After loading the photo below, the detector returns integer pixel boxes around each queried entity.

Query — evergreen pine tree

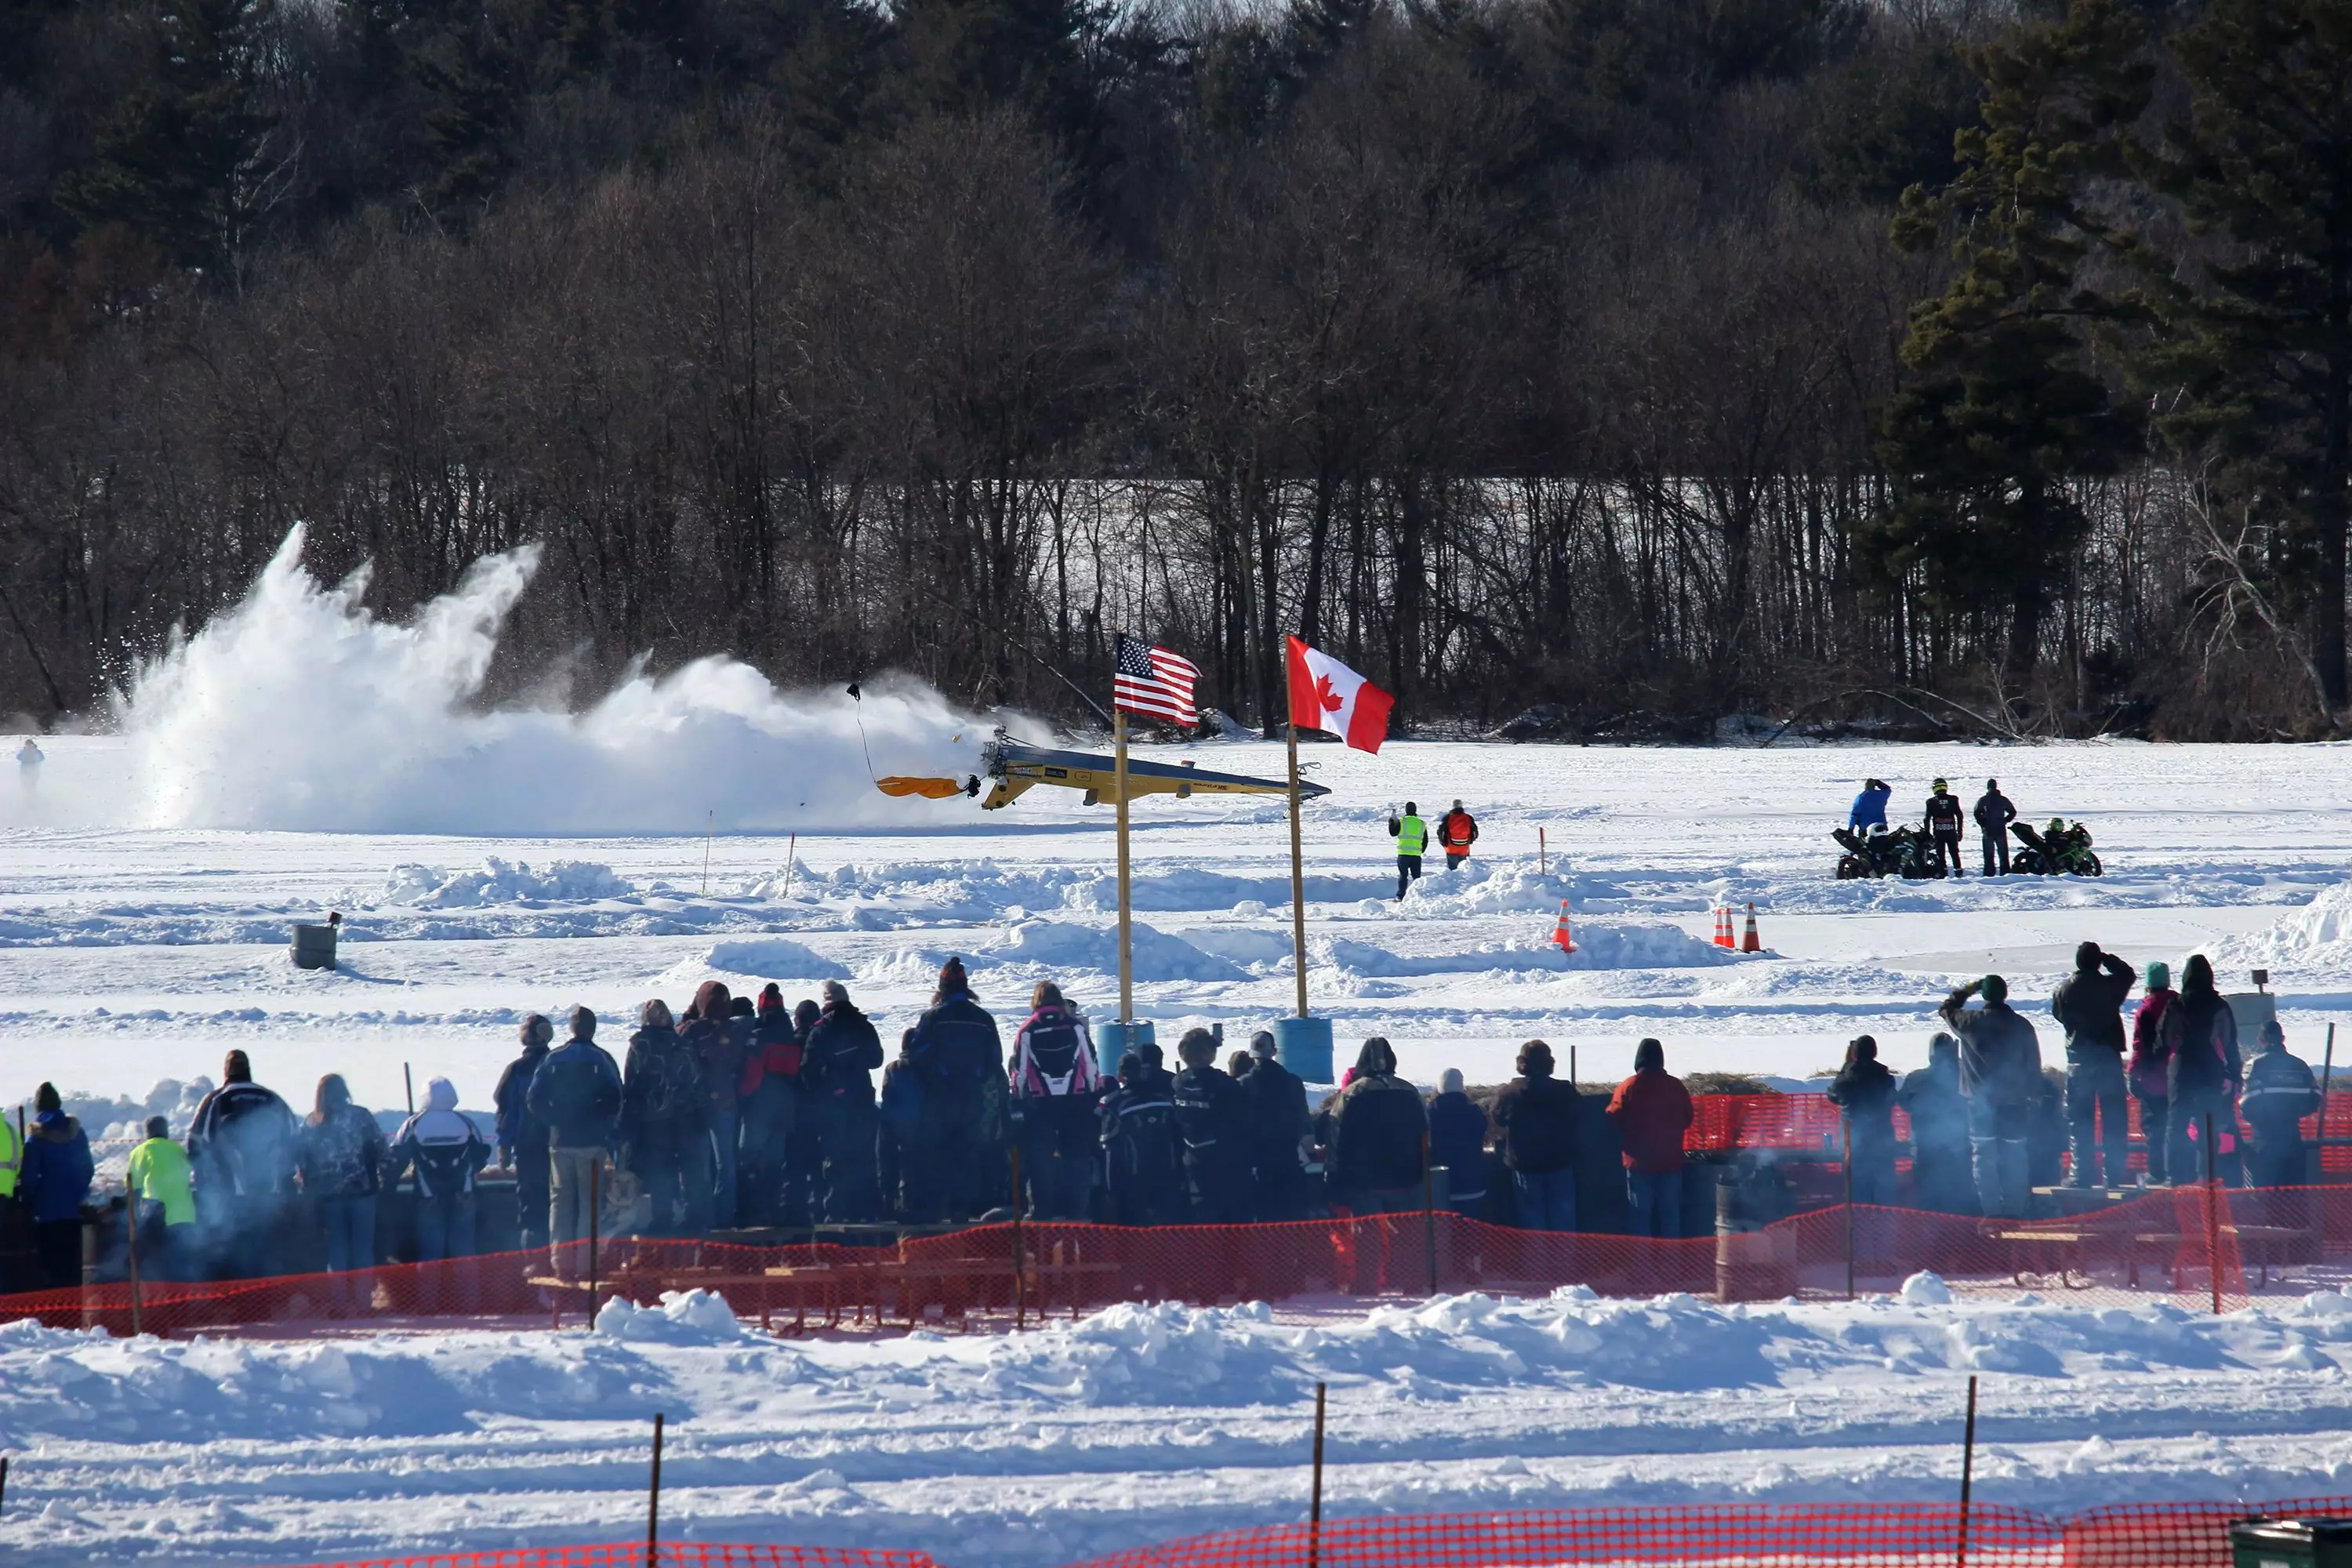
[1865,0,2150,705]
[2134,0,2352,714]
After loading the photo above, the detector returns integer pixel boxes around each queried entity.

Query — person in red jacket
[1606,1038,1693,1237]
[1437,800,1479,870]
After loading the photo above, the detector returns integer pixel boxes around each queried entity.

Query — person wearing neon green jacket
[1387,802,1428,900]
[127,1116,196,1280]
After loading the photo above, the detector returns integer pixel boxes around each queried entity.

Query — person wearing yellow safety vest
[0,1103,20,1293]
[1387,801,1428,901]
[127,1114,197,1281]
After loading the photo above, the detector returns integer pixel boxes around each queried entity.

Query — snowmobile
[1832,825,1947,880]
[2010,818,2103,877]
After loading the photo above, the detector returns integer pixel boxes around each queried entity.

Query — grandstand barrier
[0,1181,2323,1340]
[265,1498,2352,1568]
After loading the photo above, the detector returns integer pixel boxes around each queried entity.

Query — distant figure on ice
[1973,780,2016,877]
[2241,1021,2322,1189]
[1608,1038,1693,1238]
[1388,803,1428,899]
[1437,800,1479,870]
[1924,780,1966,877]
[1940,976,2041,1217]
[15,737,39,787]
[1900,1034,1977,1213]
[1848,778,1892,833]
[2051,942,2135,1187]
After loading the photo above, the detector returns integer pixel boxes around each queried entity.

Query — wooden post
[1422,1129,1439,1298]
[702,811,713,895]
[1308,1381,1327,1568]
[1842,1116,1855,1302]
[1114,702,1133,1023]
[588,1160,602,1326]
[1287,718,1309,1020]
[125,1178,143,1339]
[1956,1374,1977,1568]
[783,832,797,902]
[1011,1144,1025,1331]
[2204,1111,2223,1315]
[1538,827,1546,876]
[403,1063,414,1116]
[2324,1024,2336,1170]
[646,1411,666,1568]
[1,1453,9,1522]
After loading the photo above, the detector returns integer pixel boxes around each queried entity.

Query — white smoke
[85,527,987,833]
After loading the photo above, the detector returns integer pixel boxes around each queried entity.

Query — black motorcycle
[1834,825,1947,880]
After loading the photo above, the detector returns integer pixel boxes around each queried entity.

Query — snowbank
[1319,921,1737,977]
[698,937,853,982]
[378,858,634,907]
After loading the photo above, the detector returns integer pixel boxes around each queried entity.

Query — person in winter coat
[126,1115,194,1281]
[1240,1033,1312,1220]
[1490,1040,1580,1231]
[877,1045,920,1220]
[622,999,712,1235]
[1973,780,2017,877]
[679,981,747,1230]
[1099,1042,1181,1225]
[493,1014,555,1251]
[1940,976,2042,1218]
[1327,1038,1428,1214]
[804,984,884,1221]
[298,1073,387,1284]
[2130,964,2181,1184]
[1426,1069,1490,1219]
[528,1006,622,1269]
[1900,1035,1976,1213]
[1007,982,1104,1220]
[2241,1021,2321,1189]
[1436,800,1479,871]
[1827,1036,1899,1206]
[1388,803,1428,900]
[20,1083,92,1289]
[737,985,803,1226]
[903,959,1005,1221]
[187,1050,301,1278]
[2167,955,2242,1185]
[2050,942,2136,1187]
[1849,779,1893,833]
[391,1076,490,1262]
[1171,1028,1251,1222]
[1924,780,1966,877]
[1607,1039,1693,1237]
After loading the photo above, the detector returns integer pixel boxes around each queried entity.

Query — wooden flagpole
[1288,717,1308,1018]
[1115,678,1134,1025]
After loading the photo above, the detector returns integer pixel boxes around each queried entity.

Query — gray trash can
[291,922,339,971]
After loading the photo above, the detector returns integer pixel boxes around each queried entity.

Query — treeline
[0,0,2347,740]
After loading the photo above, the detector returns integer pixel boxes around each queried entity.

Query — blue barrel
[1098,1019,1156,1077]
[1273,1015,1334,1083]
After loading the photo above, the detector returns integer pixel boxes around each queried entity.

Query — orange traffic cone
[1742,902,1762,953]
[1551,898,1577,954]
[1712,906,1736,949]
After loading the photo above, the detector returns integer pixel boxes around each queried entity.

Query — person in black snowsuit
[1489,1040,1578,1231]
[2167,955,2242,1184]
[493,1014,555,1251]
[622,999,710,1235]
[902,959,1005,1221]
[1425,1068,1490,1220]
[1973,780,2016,877]
[679,981,746,1230]
[1826,1035,1899,1206]
[2050,942,2136,1186]
[1007,982,1105,1220]
[2241,1021,2322,1189]
[802,982,883,1221]
[1171,1028,1251,1223]
[186,1050,301,1279]
[1240,1033,1311,1220]
[1327,1037,1428,1214]
[1940,976,2042,1218]
[1899,1033,1976,1214]
[737,986,802,1225]
[1925,780,1966,878]
[1100,1042,1183,1225]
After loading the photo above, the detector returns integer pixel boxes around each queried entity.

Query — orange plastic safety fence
[263,1498,2352,1568]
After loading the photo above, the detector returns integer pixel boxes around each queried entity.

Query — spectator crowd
[0,946,2329,1291]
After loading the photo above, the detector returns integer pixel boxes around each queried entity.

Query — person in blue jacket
[1849,779,1893,833]
[21,1083,93,1288]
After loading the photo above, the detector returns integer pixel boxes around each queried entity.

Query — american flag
[1114,634,1200,726]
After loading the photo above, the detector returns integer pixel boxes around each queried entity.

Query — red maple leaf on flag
[1314,673,1343,713]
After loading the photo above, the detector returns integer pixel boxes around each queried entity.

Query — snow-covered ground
[5,1282,2352,1566]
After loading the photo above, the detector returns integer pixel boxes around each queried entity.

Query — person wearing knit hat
[901,955,1003,1221]
[1240,1030,1312,1219]
[2129,961,2177,1184]
[20,1080,91,1289]
[494,1014,557,1251]
[1493,1041,1580,1230]
[1426,1066,1490,1218]
[1939,973,2042,1217]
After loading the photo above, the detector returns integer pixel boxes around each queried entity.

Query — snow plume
[103,528,984,833]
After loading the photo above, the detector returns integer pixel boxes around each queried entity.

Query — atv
[2011,818,2103,877]
[1834,825,1947,880]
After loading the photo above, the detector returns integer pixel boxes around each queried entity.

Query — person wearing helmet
[1436,800,1479,871]
[1924,779,1965,877]
[1973,779,2016,877]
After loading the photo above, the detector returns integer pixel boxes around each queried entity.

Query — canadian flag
[1286,635,1395,753]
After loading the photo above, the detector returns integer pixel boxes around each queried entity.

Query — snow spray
[89,527,982,833]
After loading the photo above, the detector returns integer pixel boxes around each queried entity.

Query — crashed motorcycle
[1834,825,1947,880]
[2011,818,2103,877]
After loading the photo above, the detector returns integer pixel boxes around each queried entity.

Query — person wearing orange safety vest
[1437,800,1479,870]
